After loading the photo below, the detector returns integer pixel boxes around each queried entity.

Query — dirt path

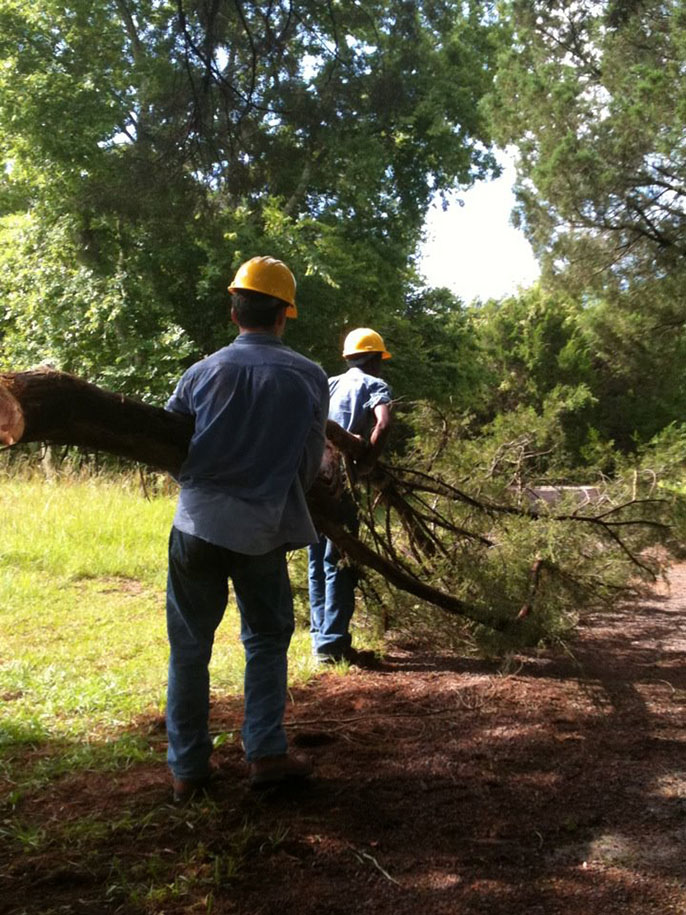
[3,566,686,914]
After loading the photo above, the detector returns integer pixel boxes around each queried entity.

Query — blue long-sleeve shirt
[166,333,329,554]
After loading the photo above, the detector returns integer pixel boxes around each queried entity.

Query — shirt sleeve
[299,370,330,492]
[163,372,194,482]
[364,378,393,411]
[166,371,194,416]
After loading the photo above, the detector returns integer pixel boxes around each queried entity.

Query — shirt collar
[232,332,285,348]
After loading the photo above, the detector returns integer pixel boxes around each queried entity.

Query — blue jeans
[308,536,357,657]
[308,495,359,657]
[166,527,294,779]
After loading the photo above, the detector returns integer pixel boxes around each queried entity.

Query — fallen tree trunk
[0,369,669,635]
[0,369,504,627]
[0,368,364,530]
[0,367,369,465]
[0,368,192,470]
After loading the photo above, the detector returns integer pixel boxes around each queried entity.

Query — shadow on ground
[2,574,686,914]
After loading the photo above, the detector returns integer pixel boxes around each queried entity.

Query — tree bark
[0,367,352,521]
[0,369,192,470]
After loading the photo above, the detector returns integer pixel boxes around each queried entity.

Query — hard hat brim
[228,285,298,319]
[342,347,392,359]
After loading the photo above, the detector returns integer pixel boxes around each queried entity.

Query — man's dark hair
[345,352,383,373]
[232,289,287,329]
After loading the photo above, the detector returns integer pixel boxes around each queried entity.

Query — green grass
[1,478,173,749]
[0,473,383,912]
[0,475,329,788]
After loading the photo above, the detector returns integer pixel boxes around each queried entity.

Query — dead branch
[316,519,510,631]
[517,558,548,620]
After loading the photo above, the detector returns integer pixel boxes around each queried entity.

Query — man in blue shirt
[165,256,329,801]
[308,328,393,664]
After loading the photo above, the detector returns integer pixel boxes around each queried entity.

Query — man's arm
[165,372,194,416]
[299,375,329,491]
[357,402,392,475]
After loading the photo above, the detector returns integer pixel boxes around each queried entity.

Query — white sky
[418,151,540,302]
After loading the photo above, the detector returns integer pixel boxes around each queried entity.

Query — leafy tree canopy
[489,0,686,298]
[0,0,499,397]
[483,1,686,454]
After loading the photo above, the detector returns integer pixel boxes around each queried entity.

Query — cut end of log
[0,386,24,445]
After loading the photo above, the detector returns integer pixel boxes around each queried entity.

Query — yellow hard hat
[342,327,392,360]
[228,256,297,318]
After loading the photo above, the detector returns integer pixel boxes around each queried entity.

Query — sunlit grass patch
[0,566,169,742]
[0,476,332,796]
[0,476,173,582]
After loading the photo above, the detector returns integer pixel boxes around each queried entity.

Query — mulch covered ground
[3,567,686,914]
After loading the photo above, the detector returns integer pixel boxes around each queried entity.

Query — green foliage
[575,289,686,449]
[485,2,686,449]
[463,281,686,458]
[489,1,686,292]
[473,285,593,414]
[363,398,676,654]
[626,422,686,548]
[0,0,500,393]
[380,285,490,407]
[464,285,608,468]
[0,212,197,398]
[634,422,686,481]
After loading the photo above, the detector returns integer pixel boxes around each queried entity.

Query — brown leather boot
[248,751,313,789]
[171,773,212,804]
